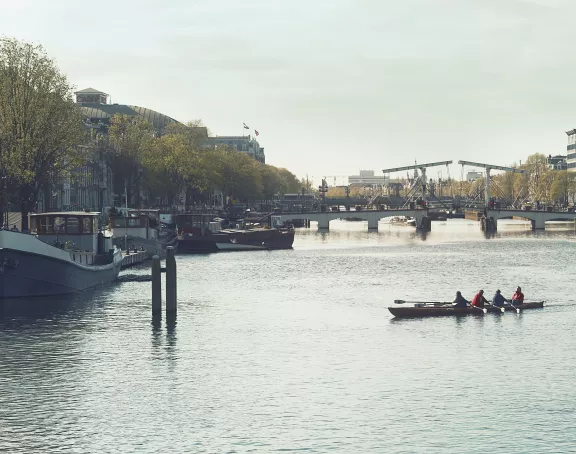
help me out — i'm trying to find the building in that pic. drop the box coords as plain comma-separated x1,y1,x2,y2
38,88,183,213
348,170,389,187
566,129,576,171
205,135,265,163
466,171,483,182
547,155,567,170
76,88,180,132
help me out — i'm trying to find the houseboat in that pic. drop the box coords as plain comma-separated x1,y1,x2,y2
177,214,295,253
0,212,122,298
109,208,177,257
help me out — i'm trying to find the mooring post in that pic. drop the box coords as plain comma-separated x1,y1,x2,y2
152,255,162,316
165,246,177,315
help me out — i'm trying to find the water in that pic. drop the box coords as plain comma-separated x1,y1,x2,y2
1,219,576,453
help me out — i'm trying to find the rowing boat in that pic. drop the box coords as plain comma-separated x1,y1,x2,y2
388,301,544,318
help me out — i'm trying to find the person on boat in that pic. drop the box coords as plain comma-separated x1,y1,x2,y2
471,289,489,307
453,291,469,308
491,289,508,307
511,287,524,306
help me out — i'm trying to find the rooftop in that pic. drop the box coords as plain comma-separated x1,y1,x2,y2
31,212,101,217
74,87,108,95
79,103,179,131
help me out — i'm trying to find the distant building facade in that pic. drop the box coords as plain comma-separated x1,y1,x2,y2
205,135,265,163
39,88,266,212
348,170,389,187
566,129,576,171
38,88,181,212
466,171,483,181
547,154,567,170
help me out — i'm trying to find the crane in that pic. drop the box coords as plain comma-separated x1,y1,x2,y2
382,160,453,204
457,160,527,208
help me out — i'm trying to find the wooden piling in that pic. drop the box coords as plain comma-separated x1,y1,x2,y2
152,255,162,316
165,246,177,315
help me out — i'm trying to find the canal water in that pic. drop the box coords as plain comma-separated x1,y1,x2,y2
1,219,575,453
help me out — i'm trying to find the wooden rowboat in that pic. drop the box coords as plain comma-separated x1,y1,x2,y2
388,301,544,318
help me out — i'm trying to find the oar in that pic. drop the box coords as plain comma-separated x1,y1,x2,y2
394,300,451,305
471,304,487,314
508,301,521,314
485,302,505,313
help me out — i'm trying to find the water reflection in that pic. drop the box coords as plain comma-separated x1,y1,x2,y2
296,219,576,245
0,285,116,322
1,220,576,453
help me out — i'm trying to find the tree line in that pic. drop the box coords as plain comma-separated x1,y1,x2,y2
443,154,576,207
101,116,301,208
0,37,302,230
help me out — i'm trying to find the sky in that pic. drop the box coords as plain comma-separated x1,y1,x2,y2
1,0,575,185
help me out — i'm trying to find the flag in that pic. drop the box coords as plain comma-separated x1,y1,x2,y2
243,122,249,129
254,129,259,136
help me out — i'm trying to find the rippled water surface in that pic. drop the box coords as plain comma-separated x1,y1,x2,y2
1,220,576,453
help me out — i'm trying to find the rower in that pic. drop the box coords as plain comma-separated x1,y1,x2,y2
453,291,469,308
511,286,524,306
492,289,508,307
471,289,488,308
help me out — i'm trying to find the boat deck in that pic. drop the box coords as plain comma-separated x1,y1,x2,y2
121,250,148,269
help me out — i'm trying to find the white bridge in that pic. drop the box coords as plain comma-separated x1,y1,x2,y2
273,208,576,231
274,209,427,231
486,209,576,230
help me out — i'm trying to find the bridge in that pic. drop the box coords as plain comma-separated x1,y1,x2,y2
486,209,576,230
274,208,428,231
273,208,576,232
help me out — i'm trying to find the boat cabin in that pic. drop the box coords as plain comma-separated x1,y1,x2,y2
109,208,159,240
30,212,114,264
176,214,223,236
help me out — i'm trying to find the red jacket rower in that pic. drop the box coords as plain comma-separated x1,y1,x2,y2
511,287,524,306
471,290,489,307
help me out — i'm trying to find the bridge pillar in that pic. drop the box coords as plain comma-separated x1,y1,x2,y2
416,216,431,232
317,217,330,230
531,216,545,230
367,217,379,231
481,216,497,232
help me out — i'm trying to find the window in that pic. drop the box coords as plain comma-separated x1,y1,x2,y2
54,217,66,233
93,218,98,233
83,217,92,234
66,217,80,234
39,216,53,233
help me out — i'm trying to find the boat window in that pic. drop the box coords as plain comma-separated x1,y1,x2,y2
66,217,80,234
54,216,66,234
39,216,53,233
83,217,92,234
115,218,123,227
127,217,141,227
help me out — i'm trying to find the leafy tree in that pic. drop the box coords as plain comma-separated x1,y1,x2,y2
0,37,85,229
522,153,549,202
107,114,154,206
550,171,576,205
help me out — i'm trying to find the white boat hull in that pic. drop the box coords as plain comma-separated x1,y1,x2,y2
215,242,267,251
0,230,122,298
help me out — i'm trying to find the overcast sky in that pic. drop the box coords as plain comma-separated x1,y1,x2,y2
1,0,575,184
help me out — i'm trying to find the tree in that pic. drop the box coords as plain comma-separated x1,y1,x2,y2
522,153,549,202
0,37,85,230
550,171,576,206
107,114,154,207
